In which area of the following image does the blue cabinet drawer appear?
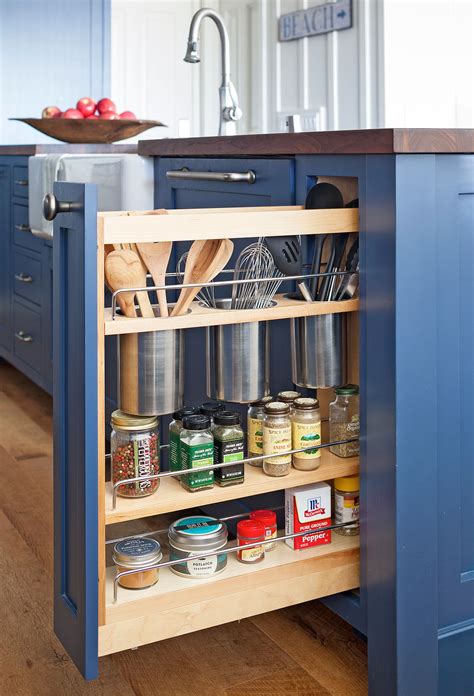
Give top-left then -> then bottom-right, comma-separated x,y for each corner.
13,251 -> 42,306
13,203 -> 42,252
13,166 -> 29,198
13,301 -> 42,374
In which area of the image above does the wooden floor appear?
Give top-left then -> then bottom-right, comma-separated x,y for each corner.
0,362 -> 368,696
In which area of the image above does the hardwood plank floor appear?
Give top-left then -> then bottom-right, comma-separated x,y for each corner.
0,362 -> 368,695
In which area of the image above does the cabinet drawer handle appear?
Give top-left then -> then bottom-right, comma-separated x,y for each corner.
15,224 -> 31,232
14,179 -> 28,187
15,330 -> 33,343
166,168 -> 256,184
14,272 -> 33,283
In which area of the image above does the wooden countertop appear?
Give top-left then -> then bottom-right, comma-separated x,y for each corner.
0,144 -> 138,155
138,128 -> 474,157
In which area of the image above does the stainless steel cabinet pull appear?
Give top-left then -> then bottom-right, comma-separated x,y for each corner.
15,272 -> 33,283
15,331 -> 33,343
15,224 -> 31,232
14,179 -> 28,186
43,193 -> 83,221
166,168 -> 256,184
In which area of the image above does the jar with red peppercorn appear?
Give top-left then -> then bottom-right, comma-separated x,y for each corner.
111,410 -> 160,498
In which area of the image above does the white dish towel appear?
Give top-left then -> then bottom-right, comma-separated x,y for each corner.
28,154 -> 63,240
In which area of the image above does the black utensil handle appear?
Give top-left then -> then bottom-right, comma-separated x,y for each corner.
319,238 -> 336,302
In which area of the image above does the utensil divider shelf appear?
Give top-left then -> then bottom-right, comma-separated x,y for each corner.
96,203 -> 360,650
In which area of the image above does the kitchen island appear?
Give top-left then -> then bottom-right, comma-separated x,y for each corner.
42,128 -> 474,695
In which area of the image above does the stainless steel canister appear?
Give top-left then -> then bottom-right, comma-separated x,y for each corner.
206,298 -> 269,404
119,322 -> 184,416
291,313 -> 345,389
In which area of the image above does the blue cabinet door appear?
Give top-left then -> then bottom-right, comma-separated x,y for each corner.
0,163 -> 11,352
53,182 -> 98,679
155,157 -> 295,410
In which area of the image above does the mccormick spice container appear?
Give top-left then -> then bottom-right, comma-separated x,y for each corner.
237,519 -> 266,563
168,515 -> 228,578
277,390 -> 302,414
180,414 -> 214,492
213,411 -> 245,486
291,397 -> 321,470
111,410 -> 160,498
329,385 -> 360,457
285,482 -> 332,550
334,476 -> 360,536
262,402 -> 292,477
250,509 -> 277,551
247,395 -> 273,466
169,406 -> 199,475
200,400 -> 225,429
113,537 -> 162,589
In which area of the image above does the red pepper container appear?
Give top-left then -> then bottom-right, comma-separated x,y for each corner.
237,519 -> 266,564
250,509 -> 277,551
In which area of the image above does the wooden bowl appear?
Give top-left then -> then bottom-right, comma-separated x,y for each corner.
11,117 -> 167,144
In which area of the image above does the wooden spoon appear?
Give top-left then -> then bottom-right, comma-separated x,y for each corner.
136,211 -> 172,318
105,249 -> 155,319
171,238 -> 234,317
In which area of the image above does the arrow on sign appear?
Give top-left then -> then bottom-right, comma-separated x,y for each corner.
337,10 -> 346,18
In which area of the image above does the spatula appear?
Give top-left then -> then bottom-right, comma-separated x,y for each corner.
136,240 -> 173,318
264,236 -> 311,301
105,249 -> 155,318
171,238 -> 234,317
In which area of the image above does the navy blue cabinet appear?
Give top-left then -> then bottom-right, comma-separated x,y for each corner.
0,163 -> 11,351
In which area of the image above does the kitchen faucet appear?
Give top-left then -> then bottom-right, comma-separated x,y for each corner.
184,8 -> 242,136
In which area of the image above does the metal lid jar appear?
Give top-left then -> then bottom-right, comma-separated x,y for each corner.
247,395 -> 273,466
168,515 -> 228,578
262,402 -> 292,477
277,390 -> 302,414
329,384 -> 360,458
113,537 -> 162,589
291,397 -> 321,471
111,410 -> 160,498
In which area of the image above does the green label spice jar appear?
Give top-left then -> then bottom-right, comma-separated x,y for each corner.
329,385 -> 360,458
169,406 -> 198,474
247,395 -> 273,466
180,415 -> 214,492
291,397 -> 321,470
213,411 -> 245,486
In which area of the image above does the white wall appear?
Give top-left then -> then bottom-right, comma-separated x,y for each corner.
383,0 -> 474,128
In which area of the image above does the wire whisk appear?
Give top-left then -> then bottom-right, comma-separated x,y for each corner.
231,240 -> 284,309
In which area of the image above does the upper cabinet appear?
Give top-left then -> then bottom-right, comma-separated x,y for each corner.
0,0 -> 110,144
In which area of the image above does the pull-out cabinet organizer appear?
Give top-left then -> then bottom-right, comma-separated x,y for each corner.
53,185 -> 361,678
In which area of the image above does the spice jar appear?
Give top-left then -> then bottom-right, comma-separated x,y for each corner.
334,476 -> 360,536
213,411 -> 245,486
247,395 -> 273,466
200,400 -> 225,430
180,414 -> 214,492
111,410 -> 160,498
169,406 -> 198,474
250,509 -> 277,551
168,515 -> 228,578
329,385 -> 360,458
262,402 -> 292,477
113,537 -> 162,589
277,390 -> 302,414
237,519 -> 266,563
291,397 -> 321,470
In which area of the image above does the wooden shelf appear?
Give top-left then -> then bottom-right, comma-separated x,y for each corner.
104,294 -> 359,336
105,450 -> 359,525
99,533 -> 359,655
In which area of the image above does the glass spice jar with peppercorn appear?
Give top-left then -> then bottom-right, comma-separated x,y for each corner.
111,410 -> 160,498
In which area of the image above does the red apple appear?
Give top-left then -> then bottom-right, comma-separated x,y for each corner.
42,106 -> 61,119
97,98 -> 116,114
99,111 -> 119,120
86,114 -> 99,119
61,109 -> 84,119
76,97 -> 96,117
119,111 -> 137,120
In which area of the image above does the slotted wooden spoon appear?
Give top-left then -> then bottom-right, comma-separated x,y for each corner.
171,239 -> 234,317
105,249 -> 154,318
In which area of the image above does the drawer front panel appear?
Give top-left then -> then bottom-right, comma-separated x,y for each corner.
13,301 -> 42,373
13,251 -> 42,306
13,166 -> 29,198
13,203 -> 42,252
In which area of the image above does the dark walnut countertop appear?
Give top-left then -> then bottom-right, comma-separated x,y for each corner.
0,144 -> 138,155
138,128 -> 474,158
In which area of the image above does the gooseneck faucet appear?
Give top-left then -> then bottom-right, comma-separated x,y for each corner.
184,8 -> 242,136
